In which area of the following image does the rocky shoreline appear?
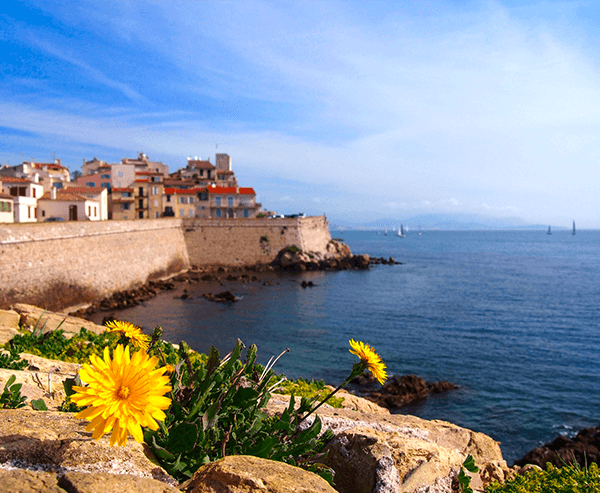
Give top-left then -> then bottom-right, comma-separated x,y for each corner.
69,241 -> 401,318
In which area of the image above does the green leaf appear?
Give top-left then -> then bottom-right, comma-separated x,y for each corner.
247,436 -> 278,458
151,436 -> 176,461
31,399 -> 48,411
202,401 -> 221,430
463,454 -> 479,473
168,422 -> 198,454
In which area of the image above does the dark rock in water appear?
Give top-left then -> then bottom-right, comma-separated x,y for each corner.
202,291 -> 238,302
514,426 -> 600,469
301,281 -> 316,288
352,374 -> 459,409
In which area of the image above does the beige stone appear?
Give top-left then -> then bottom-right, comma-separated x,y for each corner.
182,455 -> 337,493
265,400 -> 507,493
0,469 -> 64,493
0,410 -> 173,485
59,471 -> 180,493
0,309 -> 21,344
12,304 -> 106,337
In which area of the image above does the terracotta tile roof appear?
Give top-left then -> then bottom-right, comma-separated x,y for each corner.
111,188 -> 134,192
134,179 -> 149,183
208,187 -> 255,195
164,187 -> 204,195
38,191 -> 89,202
1,176 -> 32,183
188,160 -> 215,170
64,186 -> 105,193
0,193 -> 13,200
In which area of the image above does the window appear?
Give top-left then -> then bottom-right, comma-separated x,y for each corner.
41,209 -> 46,217
243,209 -> 249,218
179,209 -> 184,217
228,196 -> 234,207
155,211 -> 159,218
166,195 -> 171,202
216,209 -> 222,218
122,191 -> 131,198
215,197 -> 222,207
139,199 -> 144,209
101,182 -> 110,188
32,188 -> 36,198
139,187 -> 144,196
189,197 -> 193,204
188,209 -> 193,218
152,186 -> 158,195
118,171 -> 124,177
179,197 -> 186,204
139,210 -> 144,219
86,182 -> 95,187
154,200 -> 158,207
88,206 -> 91,216
122,203 -> 130,210
54,182 -> 63,189
152,176 -> 161,182
94,206 -> 97,217
101,174 -> 110,179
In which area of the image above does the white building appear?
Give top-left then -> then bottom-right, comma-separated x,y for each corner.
0,176 -> 44,222
37,188 -> 102,222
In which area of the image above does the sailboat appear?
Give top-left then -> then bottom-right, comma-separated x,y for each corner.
384,228 -> 388,236
547,226 -> 552,235
572,221 -> 576,235
418,225 -> 422,236
396,225 -> 405,237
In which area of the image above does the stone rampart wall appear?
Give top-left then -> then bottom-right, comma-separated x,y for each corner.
0,216 -> 332,309
182,215 -> 331,267
0,219 -> 189,309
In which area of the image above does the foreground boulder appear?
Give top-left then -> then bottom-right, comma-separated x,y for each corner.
271,241 -> 370,272
0,409 -> 176,489
267,394 -> 509,493
181,455 -> 337,493
514,425 -> 600,469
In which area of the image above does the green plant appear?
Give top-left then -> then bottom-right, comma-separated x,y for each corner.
273,378 -> 345,409
260,235 -> 268,242
485,462 -> 600,493
145,340 -> 332,482
0,346 -> 28,371
31,398 -> 48,411
285,245 -> 302,254
6,327 -> 121,363
0,375 -> 27,409
458,454 -> 479,493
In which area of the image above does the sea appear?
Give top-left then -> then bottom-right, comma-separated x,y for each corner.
92,229 -> 600,465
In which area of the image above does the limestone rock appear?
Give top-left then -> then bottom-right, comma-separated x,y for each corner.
58,471 -> 180,493
0,355 -> 81,411
11,304 -> 106,338
277,404 -> 505,493
0,410 -> 173,484
0,469 -> 64,493
182,455 -> 337,493
0,309 -> 20,344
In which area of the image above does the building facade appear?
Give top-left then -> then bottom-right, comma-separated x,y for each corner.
1,176 -> 44,222
207,186 -> 261,219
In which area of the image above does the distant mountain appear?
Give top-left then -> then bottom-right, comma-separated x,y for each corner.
329,213 -> 557,231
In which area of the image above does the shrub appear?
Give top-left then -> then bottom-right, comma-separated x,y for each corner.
144,340 -> 333,482
0,375 -> 27,409
485,462 -> 600,493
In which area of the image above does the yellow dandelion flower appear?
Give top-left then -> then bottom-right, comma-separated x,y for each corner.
163,364 -> 175,375
349,339 -> 387,384
105,320 -> 150,350
71,344 -> 172,446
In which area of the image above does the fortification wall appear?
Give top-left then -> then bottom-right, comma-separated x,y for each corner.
182,216 -> 331,267
0,216 -> 332,309
0,219 -> 189,309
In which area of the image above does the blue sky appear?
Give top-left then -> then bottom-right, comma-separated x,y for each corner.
2,1 -> 600,227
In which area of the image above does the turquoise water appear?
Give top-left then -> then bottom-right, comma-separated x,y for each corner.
107,229 -> 600,464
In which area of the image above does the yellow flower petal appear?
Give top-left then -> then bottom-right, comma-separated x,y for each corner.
72,344 -> 171,447
349,339 -> 388,385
